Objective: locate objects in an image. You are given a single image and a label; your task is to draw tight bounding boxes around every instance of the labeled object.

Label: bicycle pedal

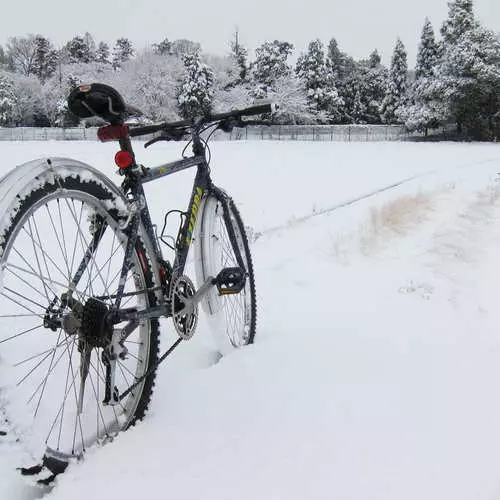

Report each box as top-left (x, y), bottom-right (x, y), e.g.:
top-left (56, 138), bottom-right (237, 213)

top-left (214, 267), bottom-right (246, 295)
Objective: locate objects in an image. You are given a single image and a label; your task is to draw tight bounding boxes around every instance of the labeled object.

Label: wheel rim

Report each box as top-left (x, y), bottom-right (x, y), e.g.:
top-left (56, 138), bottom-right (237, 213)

top-left (0, 189), bottom-right (151, 461)
top-left (203, 199), bottom-right (253, 349)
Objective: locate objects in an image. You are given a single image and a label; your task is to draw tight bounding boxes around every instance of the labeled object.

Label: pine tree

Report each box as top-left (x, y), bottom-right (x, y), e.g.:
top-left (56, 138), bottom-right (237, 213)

top-left (326, 37), bottom-right (356, 81)
top-left (230, 30), bottom-right (248, 83)
top-left (33, 35), bottom-right (58, 82)
top-left (153, 38), bottom-right (172, 56)
top-left (398, 19), bottom-right (442, 134)
top-left (436, 25), bottom-right (500, 139)
top-left (416, 18), bottom-right (439, 79)
top-left (65, 36), bottom-right (92, 64)
top-left (295, 39), bottom-right (343, 122)
top-left (368, 49), bottom-right (381, 68)
top-left (0, 74), bottom-right (17, 125)
top-left (112, 38), bottom-right (134, 69)
top-left (381, 38), bottom-right (408, 123)
top-left (441, 0), bottom-right (477, 45)
top-left (177, 50), bottom-right (214, 119)
top-left (251, 40), bottom-right (294, 97)
top-left (0, 46), bottom-right (8, 68)
top-left (96, 42), bottom-right (110, 64)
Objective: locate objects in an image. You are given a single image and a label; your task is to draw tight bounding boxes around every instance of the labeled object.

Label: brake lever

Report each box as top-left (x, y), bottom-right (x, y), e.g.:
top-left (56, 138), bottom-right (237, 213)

top-left (144, 134), bottom-right (170, 148)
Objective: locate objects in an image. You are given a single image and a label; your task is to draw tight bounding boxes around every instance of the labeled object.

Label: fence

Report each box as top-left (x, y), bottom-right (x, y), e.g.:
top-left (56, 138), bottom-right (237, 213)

top-left (0, 124), bottom-right (419, 142)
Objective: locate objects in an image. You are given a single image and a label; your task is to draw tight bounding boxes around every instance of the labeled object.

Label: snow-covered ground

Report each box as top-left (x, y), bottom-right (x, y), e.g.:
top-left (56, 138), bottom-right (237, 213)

top-left (1, 139), bottom-right (500, 500)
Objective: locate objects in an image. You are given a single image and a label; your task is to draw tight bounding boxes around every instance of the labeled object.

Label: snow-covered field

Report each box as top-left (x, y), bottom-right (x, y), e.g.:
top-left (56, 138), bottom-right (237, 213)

top-left (1, 139), bottom-right (500, 500)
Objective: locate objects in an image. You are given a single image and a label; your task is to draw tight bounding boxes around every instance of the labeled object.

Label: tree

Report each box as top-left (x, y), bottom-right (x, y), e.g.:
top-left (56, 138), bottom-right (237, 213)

top-left (6, 35), bottom-right (38, 75)
top-left (177, 50), bottom-right (215, 119)
top-left (153, 38), bottom-right (172, 56)
top-left (65, 36), bottom-right (93, 64)
top-left (110, 50), bottom-right (183, 121)
top-left (0, 46), bottom-right (8, 68)
top-left (381, 38), bottom-right (408, 123)
top-left (368, 49), bottom-right (382, 68)
top-left (112, 38), bottom-right (134, 68)
top-left (33, 35), bottom-right (58, 82)
top-left (327, 37), bottom-right (357, 81)
top-left (0, 73), bottom-right (17, 125)
top-left (416, 18), bottom-right (439, 79)
top-left (344, 64), bottom-right (388, 124)
top-left (251, 40), bottom-right (294, 97)
top-left (435, 26), bottom-right (500, 139)
top-left (296, 39), bottom-right (343, 122)
top-left (95, 42), bottom-right (110, 64)
top-left (441, 0), bottom-right (477, 45)
top-left (170, 39), bottom-right (201, 57)
top-left (229, 30), bottom-right (248, 83)
top-left (398, 19), bottom-right (441, 134)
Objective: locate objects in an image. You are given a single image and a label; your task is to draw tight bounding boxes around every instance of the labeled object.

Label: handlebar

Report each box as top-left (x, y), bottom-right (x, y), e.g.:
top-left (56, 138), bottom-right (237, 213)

top-left (127, 102), bottom-right (278, 140)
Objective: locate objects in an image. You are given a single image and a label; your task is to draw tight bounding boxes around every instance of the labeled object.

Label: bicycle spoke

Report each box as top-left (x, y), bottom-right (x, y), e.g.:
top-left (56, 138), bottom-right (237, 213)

top-left (0, 324), bottom-right (44, 344)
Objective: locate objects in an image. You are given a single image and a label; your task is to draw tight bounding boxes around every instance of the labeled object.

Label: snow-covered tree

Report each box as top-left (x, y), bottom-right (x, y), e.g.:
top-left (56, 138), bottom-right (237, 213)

top-left (296, 39), bottom-right (343, 122)
top-left (398, 19), bottom-right (441, 134)
top-left (177, 50), bottom-right (215, 119)
top-left (340, 62), bottom-right (388, 124)
top-left (229, 31), bottom-right (248, 84)
top-left (65, 36), bottom-right (93, 64)
top-left (170, 39), bottom-right (201, 57)
top-left (326, 37), bottom-right (356, 81)
top-left (381, 38), bottom-right (408, 123)
top-left (435, 25), bottom-right (500, 139)
top-left (112, 38), bottom-right (134, 69)
top-left (109, 50), bottom-right (183, 121)
top-left (416, 18), bottom-right (439, 79)
top-left (251, 40), bottom-right (294, 97)
top-left (368, 49), bottom-right (381, 69)
top-left (441, 0), bottom-right (477, 45)
top-left (6, 35), bottom-right (38, 75)
top-left (0, 73), bottom-right (17, 125)
top-left (153, 38), bottom-right (172, 56)
top-left (266, 74), bottom-right (314, 124)
top-left (33, 35), bottom-right (58, 82)
top-left (95, 42), bottom-right (110, 64)
top-left (0, 46), bottom-right (7, 68)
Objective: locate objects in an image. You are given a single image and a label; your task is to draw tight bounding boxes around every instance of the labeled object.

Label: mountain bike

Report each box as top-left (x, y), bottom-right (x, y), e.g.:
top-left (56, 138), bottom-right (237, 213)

top-left (0, 83), bottom-right (275, 483)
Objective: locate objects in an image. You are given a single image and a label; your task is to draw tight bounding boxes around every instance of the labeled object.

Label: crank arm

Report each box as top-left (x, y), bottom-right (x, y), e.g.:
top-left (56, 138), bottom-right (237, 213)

top-left (178, 276), bottom-right (215, 313)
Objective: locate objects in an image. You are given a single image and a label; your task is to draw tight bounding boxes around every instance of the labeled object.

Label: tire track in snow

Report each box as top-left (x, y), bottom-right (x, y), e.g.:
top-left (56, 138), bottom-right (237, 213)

top-left (253, 157), bottom-right (500, 241)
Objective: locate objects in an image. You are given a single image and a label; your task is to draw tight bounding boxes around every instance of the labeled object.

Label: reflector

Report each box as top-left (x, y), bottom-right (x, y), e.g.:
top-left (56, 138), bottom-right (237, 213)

top-left (115, 151), bottom-right (134, 168)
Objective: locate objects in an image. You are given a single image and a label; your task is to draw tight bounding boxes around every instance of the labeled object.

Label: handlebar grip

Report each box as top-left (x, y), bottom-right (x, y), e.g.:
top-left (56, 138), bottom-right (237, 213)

top-left (239, 102), bottom-right (278, 117)
top-left (128, 123), bottom-right (166, 137)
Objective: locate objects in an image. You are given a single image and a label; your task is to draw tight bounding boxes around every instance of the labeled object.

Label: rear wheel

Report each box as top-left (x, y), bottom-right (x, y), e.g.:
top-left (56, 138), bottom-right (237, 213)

top-left (0, 173), bottom-right (159, 469)
top-left (196, 193), bottom-right (256, 354)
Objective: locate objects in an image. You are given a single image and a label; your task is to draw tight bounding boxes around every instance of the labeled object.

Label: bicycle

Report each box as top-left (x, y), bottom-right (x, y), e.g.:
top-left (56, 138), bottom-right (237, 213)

top-left (0, 83), bottom-right (275, 483)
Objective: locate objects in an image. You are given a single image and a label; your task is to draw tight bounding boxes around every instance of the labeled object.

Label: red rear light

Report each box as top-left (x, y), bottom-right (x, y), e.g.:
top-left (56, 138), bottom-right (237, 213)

top-left (97, 124), bottom-right (129, 142)
top-left (115, 151), bottom-right (134, 168)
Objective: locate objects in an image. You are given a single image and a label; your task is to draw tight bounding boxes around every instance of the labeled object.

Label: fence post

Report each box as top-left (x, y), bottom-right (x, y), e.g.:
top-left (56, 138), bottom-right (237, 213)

top-left (348, 126), bottom-right (351, 142)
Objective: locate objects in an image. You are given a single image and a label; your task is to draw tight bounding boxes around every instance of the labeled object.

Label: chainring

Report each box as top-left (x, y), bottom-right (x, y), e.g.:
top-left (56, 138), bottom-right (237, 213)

top-left (171, 275), bottom-right (198, 340)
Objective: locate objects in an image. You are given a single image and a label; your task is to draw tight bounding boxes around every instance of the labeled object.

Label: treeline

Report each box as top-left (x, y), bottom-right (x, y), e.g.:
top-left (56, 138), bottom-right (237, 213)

top-left (0, 0), bottom-right (498, 140)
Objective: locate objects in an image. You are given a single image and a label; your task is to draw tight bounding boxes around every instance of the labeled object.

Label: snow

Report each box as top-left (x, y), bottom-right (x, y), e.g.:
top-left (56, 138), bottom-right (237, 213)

top-left (1, 139), bottom-right (500, 499)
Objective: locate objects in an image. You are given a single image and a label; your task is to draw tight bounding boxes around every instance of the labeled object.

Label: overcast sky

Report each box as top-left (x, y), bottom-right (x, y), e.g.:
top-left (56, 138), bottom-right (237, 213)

top-left (1, 0), bottom-right (499, 67)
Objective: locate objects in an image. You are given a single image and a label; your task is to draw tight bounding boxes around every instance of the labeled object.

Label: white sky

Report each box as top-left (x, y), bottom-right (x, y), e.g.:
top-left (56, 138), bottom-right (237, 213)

top-left (1, 0), bottom-right (499, 67)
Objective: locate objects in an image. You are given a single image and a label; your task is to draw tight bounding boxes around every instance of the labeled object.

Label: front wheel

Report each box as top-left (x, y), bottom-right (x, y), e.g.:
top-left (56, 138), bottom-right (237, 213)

top-left (195, 193), bottom-right (256, 354)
